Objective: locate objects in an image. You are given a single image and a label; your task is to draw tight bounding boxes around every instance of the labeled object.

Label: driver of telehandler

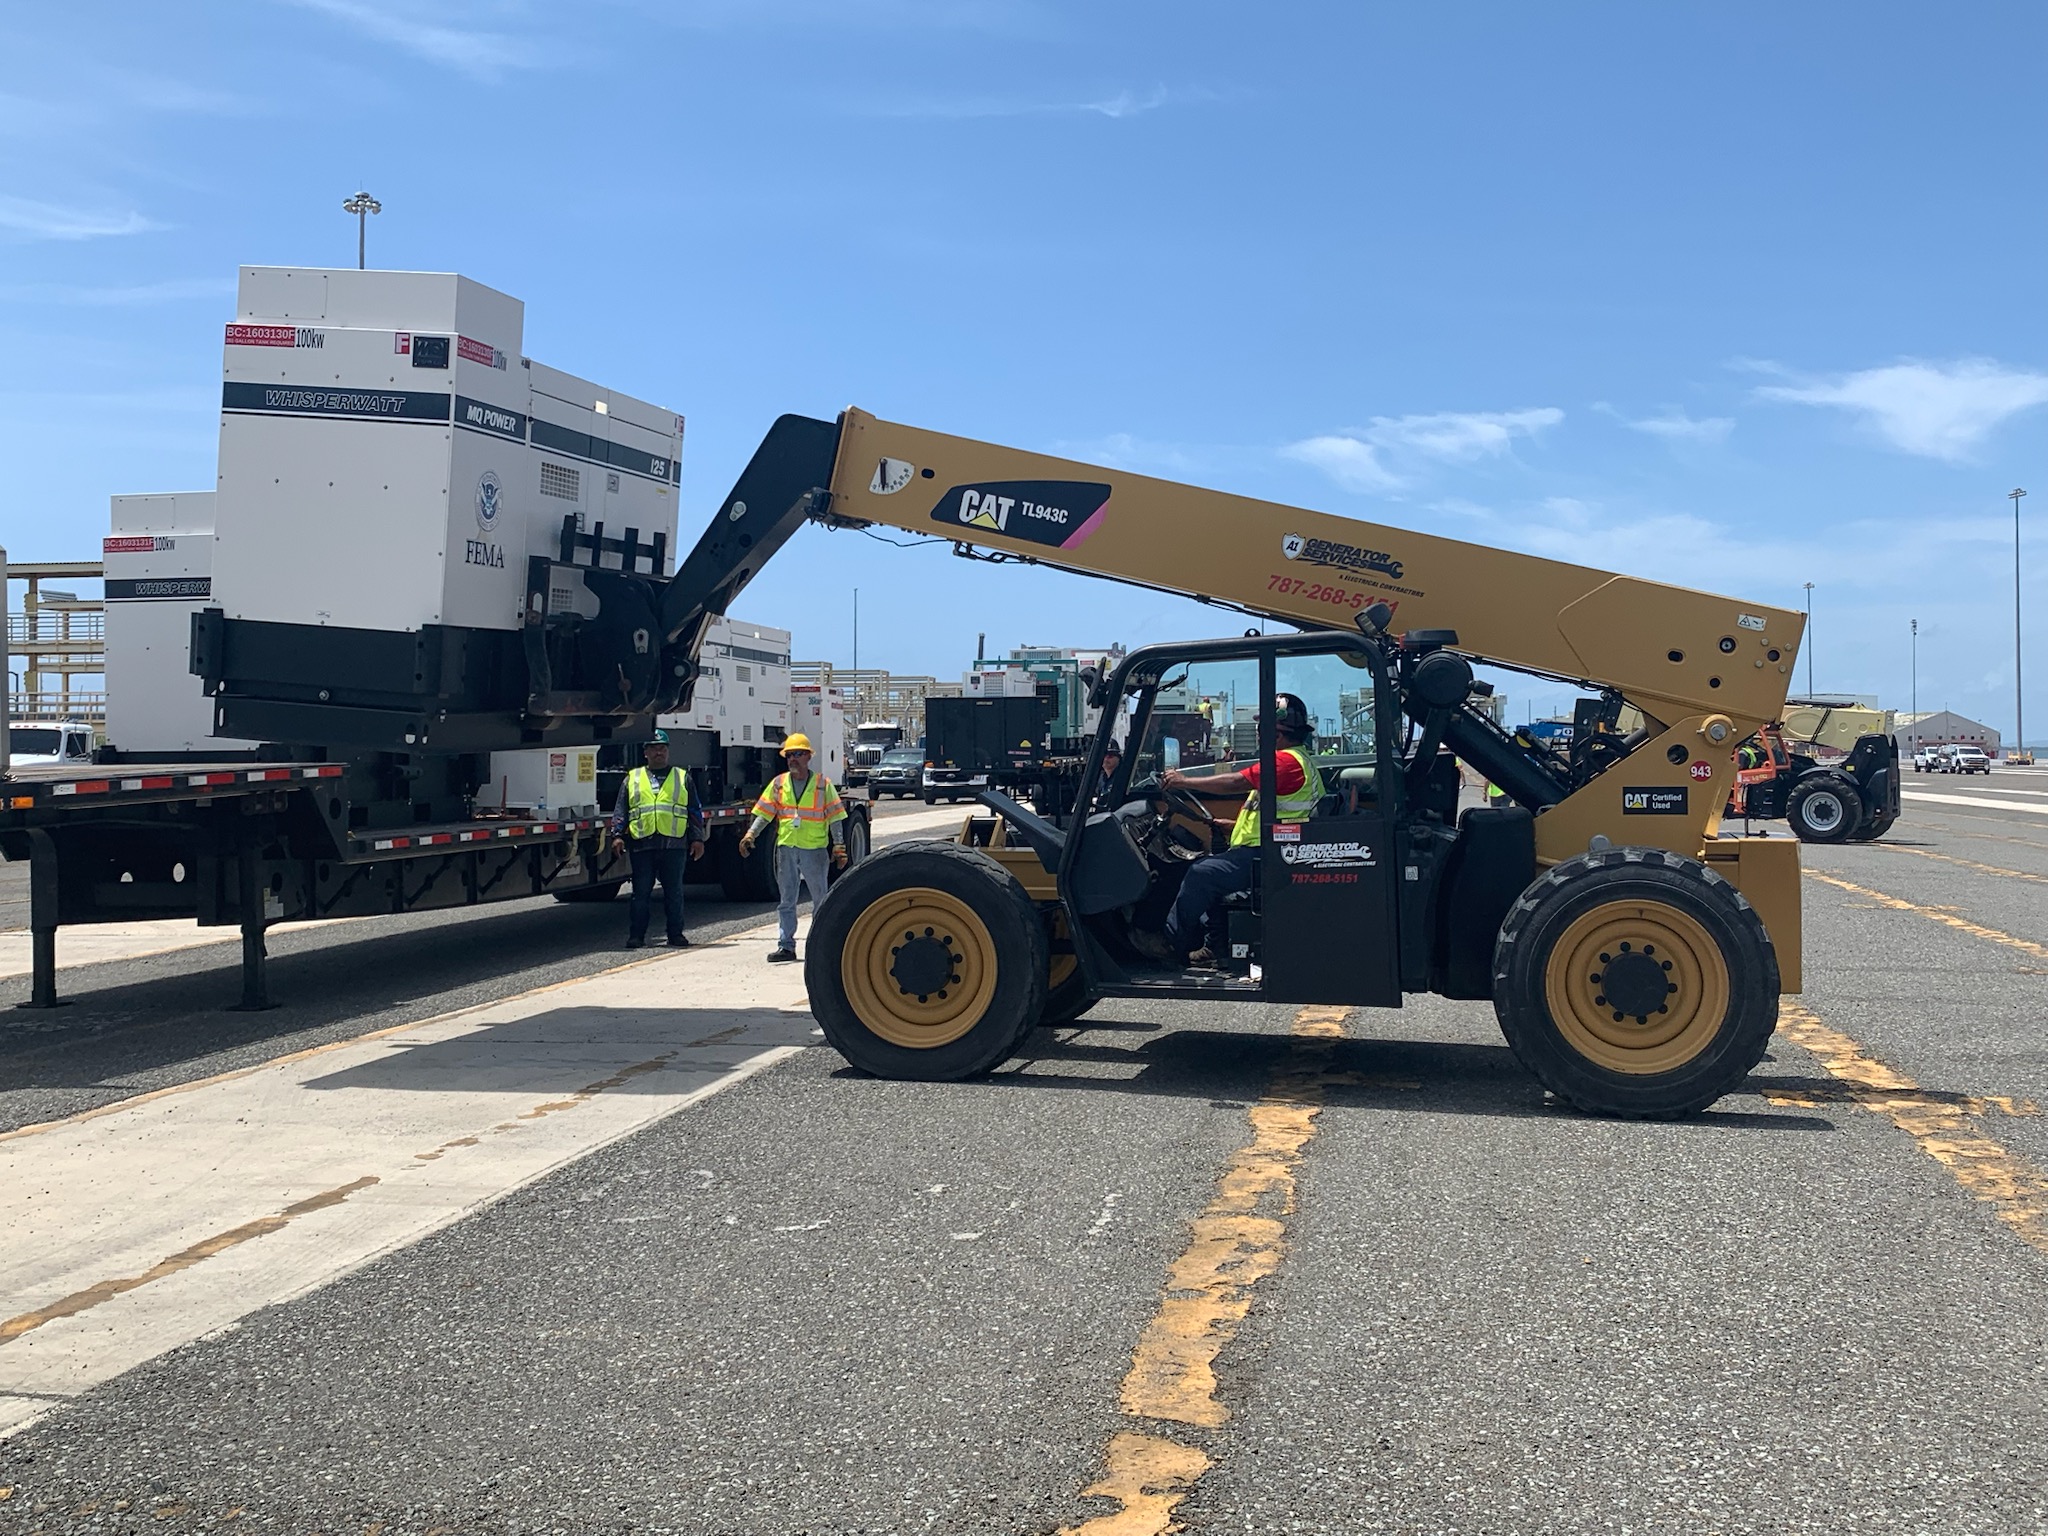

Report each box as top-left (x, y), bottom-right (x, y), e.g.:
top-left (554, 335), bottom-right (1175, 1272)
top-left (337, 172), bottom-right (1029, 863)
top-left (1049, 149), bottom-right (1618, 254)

top-left (1147, 693), bottom-right (1323, 968)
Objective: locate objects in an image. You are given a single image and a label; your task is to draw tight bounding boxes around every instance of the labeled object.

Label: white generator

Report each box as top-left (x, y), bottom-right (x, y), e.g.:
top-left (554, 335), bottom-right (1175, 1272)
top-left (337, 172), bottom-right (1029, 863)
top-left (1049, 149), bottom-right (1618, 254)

top-left (194, 266), bottom-right (689, 751)
top-left (212, 266), bottom-right (682, 635)
top-left (474, 744), bottom-right (601, 817)
top-left (661, 615), bottom-right (792, 746)
top-left (963, 667), bottom-right (1040, 699)
top-left (103, 492), bottom-right (258, 754)
top-left (789, 686), bottom-right (850, 781)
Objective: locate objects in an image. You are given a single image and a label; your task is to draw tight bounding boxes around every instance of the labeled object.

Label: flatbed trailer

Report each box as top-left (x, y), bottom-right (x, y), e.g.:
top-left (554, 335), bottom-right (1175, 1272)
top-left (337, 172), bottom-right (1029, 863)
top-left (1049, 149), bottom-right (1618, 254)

top-left (0, 752), bottom-right (869, 1011)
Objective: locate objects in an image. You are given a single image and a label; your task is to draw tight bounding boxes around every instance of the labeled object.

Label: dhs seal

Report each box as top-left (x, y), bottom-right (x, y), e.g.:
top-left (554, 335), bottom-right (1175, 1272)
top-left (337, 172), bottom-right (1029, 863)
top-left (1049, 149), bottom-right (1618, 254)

top-left (476, 470), bottom-right (503, 534)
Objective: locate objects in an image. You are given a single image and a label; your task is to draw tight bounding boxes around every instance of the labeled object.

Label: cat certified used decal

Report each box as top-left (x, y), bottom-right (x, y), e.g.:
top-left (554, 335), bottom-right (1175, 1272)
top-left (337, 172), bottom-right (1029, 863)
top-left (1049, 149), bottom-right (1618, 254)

top-left (1622, 787), bottom-right (1688, 815)
top-left (929, 480), bottom-right (1111, 551)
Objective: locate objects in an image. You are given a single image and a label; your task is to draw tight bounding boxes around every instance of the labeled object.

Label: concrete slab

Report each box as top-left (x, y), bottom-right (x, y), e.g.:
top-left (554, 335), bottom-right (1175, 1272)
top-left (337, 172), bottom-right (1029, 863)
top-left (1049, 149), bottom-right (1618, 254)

top-left (0, 916), bottom-right (815, 1435)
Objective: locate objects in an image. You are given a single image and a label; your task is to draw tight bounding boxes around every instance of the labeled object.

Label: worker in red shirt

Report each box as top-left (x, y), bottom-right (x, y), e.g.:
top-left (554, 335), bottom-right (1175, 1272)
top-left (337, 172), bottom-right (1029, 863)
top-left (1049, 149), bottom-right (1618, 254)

top-left (1151, 694), bottom-right (1323, 967)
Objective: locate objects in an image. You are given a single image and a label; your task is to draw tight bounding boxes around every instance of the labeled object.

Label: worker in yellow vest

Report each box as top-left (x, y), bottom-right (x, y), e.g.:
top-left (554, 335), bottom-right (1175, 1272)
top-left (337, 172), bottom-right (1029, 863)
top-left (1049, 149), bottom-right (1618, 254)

top-left (607, 730), bottom-right (705, 950)
top-left (739, 732), bottom-right (849, 963)
top-left (1151, 694), bottom-right (1323, 968)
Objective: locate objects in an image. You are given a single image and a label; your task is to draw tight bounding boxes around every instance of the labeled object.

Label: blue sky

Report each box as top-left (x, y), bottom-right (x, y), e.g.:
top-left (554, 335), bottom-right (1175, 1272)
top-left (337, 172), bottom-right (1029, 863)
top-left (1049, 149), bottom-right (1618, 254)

top-left (3, 1), bottom-right (2043, 734)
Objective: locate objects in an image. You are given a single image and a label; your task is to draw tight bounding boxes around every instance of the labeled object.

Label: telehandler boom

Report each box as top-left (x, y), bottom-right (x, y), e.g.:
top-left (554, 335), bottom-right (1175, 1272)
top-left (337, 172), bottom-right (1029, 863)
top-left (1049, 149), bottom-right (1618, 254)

top-left (599, 408), bottom-right (1808, 1117)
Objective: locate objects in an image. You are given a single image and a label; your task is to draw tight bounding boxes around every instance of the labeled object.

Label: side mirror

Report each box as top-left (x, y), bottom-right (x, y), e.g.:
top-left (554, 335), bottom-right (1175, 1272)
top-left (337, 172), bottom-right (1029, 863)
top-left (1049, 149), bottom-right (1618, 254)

top-left (1163, 738), bottom-right (1181, 770)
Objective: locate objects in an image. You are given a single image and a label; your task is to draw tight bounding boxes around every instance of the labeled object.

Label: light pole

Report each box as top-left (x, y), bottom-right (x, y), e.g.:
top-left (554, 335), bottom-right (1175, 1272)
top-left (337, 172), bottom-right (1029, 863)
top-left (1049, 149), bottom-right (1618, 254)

top-left (2012, 487), bottom-right (2027, 761)
top-left (1802, 582), bottom-right (1814, 697)
top-left (341, 190), bottom-right (381, 269)
top-left (850, 587), bottom-right (859, 724)
top-left (1910, 618), bottom-right (1918, 735)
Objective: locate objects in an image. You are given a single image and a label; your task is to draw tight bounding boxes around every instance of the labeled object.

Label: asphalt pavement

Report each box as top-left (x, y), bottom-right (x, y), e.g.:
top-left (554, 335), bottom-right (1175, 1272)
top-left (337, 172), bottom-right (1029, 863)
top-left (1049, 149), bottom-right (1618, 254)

top-left (3, 781), bottom-right (2048, 1533)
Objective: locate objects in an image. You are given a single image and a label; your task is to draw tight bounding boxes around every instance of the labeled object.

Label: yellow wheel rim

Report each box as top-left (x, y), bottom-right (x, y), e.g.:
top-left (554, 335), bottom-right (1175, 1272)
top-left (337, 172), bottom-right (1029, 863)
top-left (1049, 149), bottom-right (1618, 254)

top-left (1543, 900), bottom-right (1731, 1076)
top-left (840, 886), bottom-right (999, 1050)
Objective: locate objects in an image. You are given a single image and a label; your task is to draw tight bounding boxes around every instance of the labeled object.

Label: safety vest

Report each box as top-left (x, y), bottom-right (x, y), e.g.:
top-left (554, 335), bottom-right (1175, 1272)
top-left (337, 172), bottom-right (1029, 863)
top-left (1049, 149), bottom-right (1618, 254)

top-left (753, 771), bottom-right (845, 849)
top-left (1229, 745), bottom-right (1325, 848)
top-left (626, 766), bottom-right (689, 841)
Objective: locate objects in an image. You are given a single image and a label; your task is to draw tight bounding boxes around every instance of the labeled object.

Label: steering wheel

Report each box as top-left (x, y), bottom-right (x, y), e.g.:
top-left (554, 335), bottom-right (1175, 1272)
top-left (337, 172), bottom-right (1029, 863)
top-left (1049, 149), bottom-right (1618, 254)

top-left (1135, 775), bottom-right (1222, 853)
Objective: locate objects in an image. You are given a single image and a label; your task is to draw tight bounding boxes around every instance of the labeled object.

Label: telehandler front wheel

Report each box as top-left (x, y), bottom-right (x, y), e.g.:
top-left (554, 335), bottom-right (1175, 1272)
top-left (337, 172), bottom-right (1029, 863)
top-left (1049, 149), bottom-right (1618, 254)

top-left (1492, 847), bottom-right (1779, 1119)
top-left (805, 841), bottom-right (1048, 1080)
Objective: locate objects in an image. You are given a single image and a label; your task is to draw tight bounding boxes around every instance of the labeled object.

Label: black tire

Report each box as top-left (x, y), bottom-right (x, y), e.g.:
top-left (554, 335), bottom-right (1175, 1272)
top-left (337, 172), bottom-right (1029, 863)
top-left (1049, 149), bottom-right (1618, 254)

top-left (829, 813), bottom-right (871, 887)
top-left (552, 880), bottom-right (625, 904)
top-left (805, 840), bottom-right (1048, 1080)
top-left (1852, 809), bottom-right (1899, 841)
top-left (1040, 962), bottom-right (1095, 1027)
top-left (1492, 846), bottom-right (1779, 1119)
top-left (1037, 907), bottom-right (1096, 1028)
top-left (1786, 773), bottom-right (1861, 843)
top-left (718, 829), bottom-right (778, 902)
top-left (923, 791), bottom-right (937, 806)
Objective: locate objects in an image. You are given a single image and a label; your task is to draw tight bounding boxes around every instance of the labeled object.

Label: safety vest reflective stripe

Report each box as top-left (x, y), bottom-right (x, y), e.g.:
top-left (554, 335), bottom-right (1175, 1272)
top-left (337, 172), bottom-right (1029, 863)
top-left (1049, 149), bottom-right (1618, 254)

top-left (1229, 746), bottom-right (1325, 849)
top-left (626, 766), bottom-right (689, 841)
top-left (751, 773), bottom-right (846, 848)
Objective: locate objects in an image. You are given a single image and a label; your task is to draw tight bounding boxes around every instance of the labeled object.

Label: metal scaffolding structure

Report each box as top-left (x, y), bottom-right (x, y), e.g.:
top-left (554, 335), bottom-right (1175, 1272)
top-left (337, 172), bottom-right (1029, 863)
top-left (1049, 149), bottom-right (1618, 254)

top-left (5, 559), bottom-right (105, 725)
top-left (790, 664), bottom-right (961, 741)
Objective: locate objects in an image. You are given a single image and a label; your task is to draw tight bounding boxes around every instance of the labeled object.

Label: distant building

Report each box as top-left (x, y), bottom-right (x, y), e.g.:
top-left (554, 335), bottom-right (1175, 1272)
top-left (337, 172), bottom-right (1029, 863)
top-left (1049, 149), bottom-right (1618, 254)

top-left (1895, 711), bottom-right (2000, 754)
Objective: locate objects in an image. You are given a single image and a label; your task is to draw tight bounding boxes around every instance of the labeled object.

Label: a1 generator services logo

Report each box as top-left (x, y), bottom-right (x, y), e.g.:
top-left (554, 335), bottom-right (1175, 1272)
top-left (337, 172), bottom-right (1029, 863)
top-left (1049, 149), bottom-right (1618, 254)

top-left (476, 469), bottom-right (503, 534)
top-left (1282, 532), bottom-right (1404, 581)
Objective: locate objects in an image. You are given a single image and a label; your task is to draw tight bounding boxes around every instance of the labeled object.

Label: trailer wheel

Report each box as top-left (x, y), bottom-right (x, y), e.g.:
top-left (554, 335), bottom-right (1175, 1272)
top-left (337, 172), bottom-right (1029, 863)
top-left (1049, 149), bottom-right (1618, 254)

top-left (806, 841), bottom-right (1047, 1080)
top-left (1786, 773), bottom-right (1860, 843)
top-left (718, 828), bottom-right (779, 902)
top-left (553, 880), bottom-right (625, 904)
top-left (829, 814), bottom-right (871, 887)
top-left (1492, 847), bottom-right (1778, 1119)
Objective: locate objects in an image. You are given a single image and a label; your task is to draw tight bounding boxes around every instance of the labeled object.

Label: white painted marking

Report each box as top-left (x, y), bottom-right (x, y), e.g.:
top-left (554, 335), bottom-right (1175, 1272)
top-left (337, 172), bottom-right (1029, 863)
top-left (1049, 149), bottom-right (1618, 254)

top-left (951, 1231), bottom-right (984, 1241)
top-left (0, 918), bottom-right (815, 1435)
top-left (1087, 1190), bottom-right (1124, 1238)
top-left (1902, 790), bottom-right (2048, 817)
top-left (773, 1220), bottom-right (830, 1233)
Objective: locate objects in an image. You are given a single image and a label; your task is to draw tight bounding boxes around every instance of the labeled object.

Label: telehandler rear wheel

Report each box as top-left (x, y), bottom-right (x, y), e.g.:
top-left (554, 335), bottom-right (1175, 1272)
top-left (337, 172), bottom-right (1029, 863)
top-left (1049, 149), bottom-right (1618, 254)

top-left (806, 841), bottom-right (1048, 1080)
top-left (1786, 772), bottom-right (1860, 843)
top-left (1492, 847), bottom-right (1778, 1119)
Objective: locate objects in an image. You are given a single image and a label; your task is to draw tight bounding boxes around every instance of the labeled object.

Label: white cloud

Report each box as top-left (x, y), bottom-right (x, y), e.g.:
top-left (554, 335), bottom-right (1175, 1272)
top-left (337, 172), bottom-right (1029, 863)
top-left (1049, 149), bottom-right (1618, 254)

top-left (1282, 407), bottom-right (1562, 494)
top-left (0, 195), bottom-right (160, 241)
top-left (1280, 435), bottom-right (1403, 493)
top-left (1595, 403), bottom-right (1733, 444)
top-left (1753, 358), bottom-right (2048, 461)
top-left (284, 0), bottom-right (544, 78)
top-left (1048, 432), bottom-right (1204, 476)
top-left (873, 84), bottom-right (1177, 120)
top-left (0, 278), bottom-right (233, 305)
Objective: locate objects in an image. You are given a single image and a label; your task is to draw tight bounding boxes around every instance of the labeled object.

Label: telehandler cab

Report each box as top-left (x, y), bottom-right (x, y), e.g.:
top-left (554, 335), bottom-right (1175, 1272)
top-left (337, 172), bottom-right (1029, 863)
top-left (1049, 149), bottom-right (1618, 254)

top-left (609, 409), bottom-right (1808, 1118)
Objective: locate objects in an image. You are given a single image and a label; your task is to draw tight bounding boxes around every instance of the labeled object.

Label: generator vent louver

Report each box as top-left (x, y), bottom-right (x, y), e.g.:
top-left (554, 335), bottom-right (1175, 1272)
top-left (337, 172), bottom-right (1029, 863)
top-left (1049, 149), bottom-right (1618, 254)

top-left (540, 462), bottom-right (581, 501)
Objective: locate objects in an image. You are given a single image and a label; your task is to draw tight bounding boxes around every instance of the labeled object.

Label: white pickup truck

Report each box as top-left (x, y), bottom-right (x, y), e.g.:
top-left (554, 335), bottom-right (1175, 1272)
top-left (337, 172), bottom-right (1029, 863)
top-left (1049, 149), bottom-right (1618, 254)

top-left (5, 721), bottom-right (96, 769)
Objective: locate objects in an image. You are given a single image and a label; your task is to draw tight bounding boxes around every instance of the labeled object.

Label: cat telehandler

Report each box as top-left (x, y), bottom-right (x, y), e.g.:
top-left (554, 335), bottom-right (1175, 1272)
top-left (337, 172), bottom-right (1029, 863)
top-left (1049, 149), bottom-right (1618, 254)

top-left (607, 409), bottom-right (1807, 1118)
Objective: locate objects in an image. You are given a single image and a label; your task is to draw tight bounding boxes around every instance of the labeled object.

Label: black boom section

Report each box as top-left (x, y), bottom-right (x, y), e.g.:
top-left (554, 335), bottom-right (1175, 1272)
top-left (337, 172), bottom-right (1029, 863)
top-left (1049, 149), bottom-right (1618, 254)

top-left (652, 413), bottom-right (842, 718)
top-left (660, 413), bottom-right (843, 649)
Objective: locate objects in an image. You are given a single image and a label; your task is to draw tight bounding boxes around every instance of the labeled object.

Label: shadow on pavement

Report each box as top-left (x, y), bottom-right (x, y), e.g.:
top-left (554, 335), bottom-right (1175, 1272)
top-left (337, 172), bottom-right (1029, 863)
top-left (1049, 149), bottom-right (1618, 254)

top-left (928, 1026), bottom-right (1837, 1130)
top-left (0, 897), bottom-right (776, 1090)
top-left (298, 1004), bottom-right (818, 1094)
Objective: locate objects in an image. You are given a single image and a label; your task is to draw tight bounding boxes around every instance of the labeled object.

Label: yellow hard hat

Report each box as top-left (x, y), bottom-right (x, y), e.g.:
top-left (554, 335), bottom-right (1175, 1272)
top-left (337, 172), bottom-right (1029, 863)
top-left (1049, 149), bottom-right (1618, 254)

top-left (781, 733), bottom-right (815, 755)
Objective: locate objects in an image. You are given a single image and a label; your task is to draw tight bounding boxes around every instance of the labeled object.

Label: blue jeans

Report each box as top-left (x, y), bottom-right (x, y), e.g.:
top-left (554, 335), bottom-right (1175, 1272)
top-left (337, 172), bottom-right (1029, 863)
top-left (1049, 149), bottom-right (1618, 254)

top-left (1165, 845), bottom-right (1256, 959)
top-left (776, 843), bottom-right (832, 950)
top-left (628, 843), bottom-right (687, 944)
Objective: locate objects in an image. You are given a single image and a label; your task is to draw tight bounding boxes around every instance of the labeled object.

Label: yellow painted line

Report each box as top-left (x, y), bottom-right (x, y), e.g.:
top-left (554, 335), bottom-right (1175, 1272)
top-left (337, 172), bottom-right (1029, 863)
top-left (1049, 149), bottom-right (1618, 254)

top-left (1774, 1004), bottom-right (2048, 1256)
top-left (1805, 869), bottom-right (2048, 961)
top-left (0, 1176), bottom-right (380, 1345)
top-left (1060, 1004), bottom-right (1352, 1536)
top-left (1868, 842), bottom-right (2048, 884)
